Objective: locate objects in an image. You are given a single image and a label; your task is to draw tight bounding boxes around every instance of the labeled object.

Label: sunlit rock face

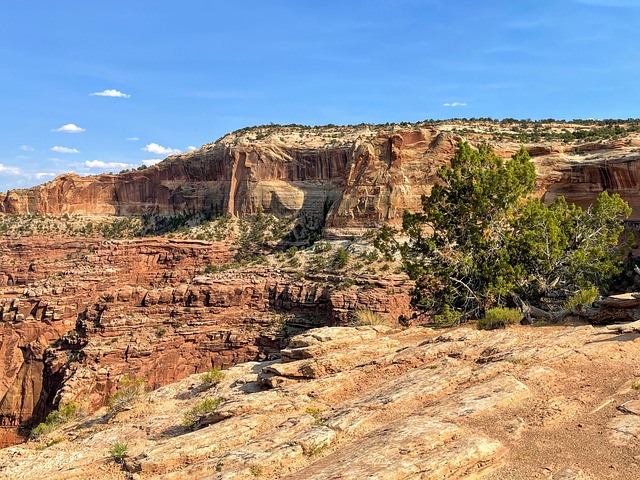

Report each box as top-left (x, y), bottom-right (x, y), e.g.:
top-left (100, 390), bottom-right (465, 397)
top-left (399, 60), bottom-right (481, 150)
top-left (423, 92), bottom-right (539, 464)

top-left (4, 123), bottom-right (640, 227)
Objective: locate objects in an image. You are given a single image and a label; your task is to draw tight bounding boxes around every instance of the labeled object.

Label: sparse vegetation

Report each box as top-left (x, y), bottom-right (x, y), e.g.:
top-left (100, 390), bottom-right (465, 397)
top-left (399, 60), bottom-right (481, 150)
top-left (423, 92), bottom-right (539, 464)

top-left (332, 247), bottom-right (349, 269)
top-left (305, 407), bottom-right (328, 426)
top-left (30, 401), bottom-right (81, 440)
top-left (306, 441), bottom-right (328, 457)
top-left (563, 287), bottom-right (599, 311)
top-left (477, 307), bottom-right (523, 330)
top-left (109, 441), bottom-right (128, 463)
top-left (201, 367), bottom-right (225, 387)
top-left (108, 375), bottom-right (147, 414)
top-left (354, 307), bottom-right (387, 326)
top-left (249, 465), bottom-right (264, 477)
top-left (183, 397), bottom-right (224, 430)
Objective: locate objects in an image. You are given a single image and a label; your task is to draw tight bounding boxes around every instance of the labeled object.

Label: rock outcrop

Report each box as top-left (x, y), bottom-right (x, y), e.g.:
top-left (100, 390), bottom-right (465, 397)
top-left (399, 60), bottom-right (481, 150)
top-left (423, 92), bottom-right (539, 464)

top-left (5, 123), bottom-right (640, 235)
top-left (0, 237), bottom-right (232, 447)
top-left (2, 323), bottom-right (640, 479)
top-left (0, 237), bottom-right (412, 447)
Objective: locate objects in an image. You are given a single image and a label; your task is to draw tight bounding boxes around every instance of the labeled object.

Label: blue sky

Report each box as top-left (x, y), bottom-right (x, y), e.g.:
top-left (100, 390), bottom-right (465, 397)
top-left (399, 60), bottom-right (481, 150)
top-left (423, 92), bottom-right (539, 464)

top-left (1, 0), bottom-right (639, 191)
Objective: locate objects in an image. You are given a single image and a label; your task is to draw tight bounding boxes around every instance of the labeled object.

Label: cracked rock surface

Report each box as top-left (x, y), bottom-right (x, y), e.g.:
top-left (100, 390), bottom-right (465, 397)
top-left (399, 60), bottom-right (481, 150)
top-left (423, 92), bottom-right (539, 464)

top-left (2, 323), bottom-right (640, 479)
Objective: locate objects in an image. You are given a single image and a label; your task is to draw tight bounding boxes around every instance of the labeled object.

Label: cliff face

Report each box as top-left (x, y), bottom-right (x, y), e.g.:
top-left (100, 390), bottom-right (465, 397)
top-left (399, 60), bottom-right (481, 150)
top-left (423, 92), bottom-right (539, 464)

top-left (0, 238), bottom-right (233, 447)
top-left (0, 236), bottom-right (412, 447)
top-left (4, 124), bottom-right (640, 228)
top-left (0, 128), bottom-right (444, 241)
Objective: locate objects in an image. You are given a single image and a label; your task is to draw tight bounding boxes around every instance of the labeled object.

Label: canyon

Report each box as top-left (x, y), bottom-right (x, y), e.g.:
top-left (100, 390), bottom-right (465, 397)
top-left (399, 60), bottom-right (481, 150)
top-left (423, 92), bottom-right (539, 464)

top-left (0, 235), bottom-right (412, 448)
top-left (1, 119), bottom-right (640, 477)
top-left (3, 121), bottom-right (640, 234)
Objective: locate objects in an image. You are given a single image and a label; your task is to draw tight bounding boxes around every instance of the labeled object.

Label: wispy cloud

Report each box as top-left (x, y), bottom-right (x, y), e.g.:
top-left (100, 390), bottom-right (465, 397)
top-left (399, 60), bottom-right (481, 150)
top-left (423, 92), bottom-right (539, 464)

top-left (85, 160), bottom-right (135, 169)
top-left (126, 137), bottom-right (140, 141)
top-left (35, 172), bottom-right (57, 180)
top-left (52, 123), bottom-right (85, 133)
top-left (142, 143), bottom-right (181, 155)
top-left (187, 146), bottom-right (197, 151)
top-left (51, 146), bottom-right (80, 154)
top-left (443, 102), bottom-right (467, 107)
top-left (141, 158), bottom-right (162, 167)
top-left (0, 164), bottom-right (21, 175)
top-left (90, 89), bottom-right (131, 98)
top-left (19, 145), bottom-right (34, 152)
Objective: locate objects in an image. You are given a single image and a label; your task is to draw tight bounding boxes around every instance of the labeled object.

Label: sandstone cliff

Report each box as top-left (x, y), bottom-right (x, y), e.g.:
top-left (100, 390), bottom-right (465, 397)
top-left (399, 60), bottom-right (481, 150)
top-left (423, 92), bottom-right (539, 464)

top-left (4, 122), bottom-right (640, 234)
top-left (0, 236), bottom-right (412, 447)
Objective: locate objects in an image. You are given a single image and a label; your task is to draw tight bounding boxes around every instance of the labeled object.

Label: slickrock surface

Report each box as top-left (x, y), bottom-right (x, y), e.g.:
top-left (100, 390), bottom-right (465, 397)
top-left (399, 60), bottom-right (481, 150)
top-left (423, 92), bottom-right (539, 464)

top-left (2, 323), bottom-right (640, 479)
top-left (4, 122), bottom-right (640, 231)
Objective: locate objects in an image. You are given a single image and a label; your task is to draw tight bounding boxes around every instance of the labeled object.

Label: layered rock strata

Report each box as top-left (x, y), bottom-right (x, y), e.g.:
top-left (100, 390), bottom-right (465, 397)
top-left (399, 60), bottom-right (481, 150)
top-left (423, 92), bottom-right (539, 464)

top-left (0, 237), bottom-right (412, 447)
top-left (0, 237), bottom-right (232, 447)
top-left (3, 124), bottom-right (640, 232)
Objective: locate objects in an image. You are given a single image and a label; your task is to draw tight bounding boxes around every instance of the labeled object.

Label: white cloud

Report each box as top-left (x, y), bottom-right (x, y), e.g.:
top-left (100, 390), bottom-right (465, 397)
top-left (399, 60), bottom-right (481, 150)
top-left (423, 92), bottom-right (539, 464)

top-left (85, 160), bottom-right (135, 169)
top-left (51, 146), bottom-right (80, 154)
top-left (52, 123), bottom-right (85, 133)
top-left (141, 158), bottom-right (162, 167)
top-left (90, 89), bottom-right (131, 98)
top-left (19, 145), bottom-right (34, 152)
top-left (126, 137), bottom-right (140, 141)
top-left (443, 102), bottom-right (467, 107)
top-left (35, 172), bottom-right (57, 180)
top-left (0, 164), bottom-right (21, 175)
top-left (187, 146), bottom-right (197, 151)
top-left (142, 143), bottom-right (181, 155)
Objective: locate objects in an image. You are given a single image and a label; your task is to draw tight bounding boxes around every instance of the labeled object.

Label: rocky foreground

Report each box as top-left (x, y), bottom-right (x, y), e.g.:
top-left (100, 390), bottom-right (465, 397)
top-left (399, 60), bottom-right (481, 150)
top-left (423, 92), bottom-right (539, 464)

top-left (2, 322), bottom-right (640, 480)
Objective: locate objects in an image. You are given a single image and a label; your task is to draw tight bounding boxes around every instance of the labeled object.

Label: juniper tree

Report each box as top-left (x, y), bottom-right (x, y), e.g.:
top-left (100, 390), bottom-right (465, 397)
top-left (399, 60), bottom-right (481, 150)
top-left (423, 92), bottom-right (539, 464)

top-left (376, 141), bottom-right (631, 323)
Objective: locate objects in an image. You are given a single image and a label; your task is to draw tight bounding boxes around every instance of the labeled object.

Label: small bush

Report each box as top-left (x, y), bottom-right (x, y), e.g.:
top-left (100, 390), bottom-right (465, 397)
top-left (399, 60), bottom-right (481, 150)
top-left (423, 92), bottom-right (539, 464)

top-left (354, 308), bottom-right (387, 326)
top-left (201, 367), bottom-right (225, 387)
top-left (108, 375), bottom-right (147, 413)
top-left (109, 441), bottom-right (128, 463)
top-left (30, 401), bottom-right (80, 440)
top-left (183, 397), bottom-right (224, 429)
top-left (477, 307), bottom-right (522, 330)
top-left (332, 247), bottom-right (349, 269)
top-left (563, 287), bottom-right (598, 311)
top-left (433, 305), bottom-right (461, 326)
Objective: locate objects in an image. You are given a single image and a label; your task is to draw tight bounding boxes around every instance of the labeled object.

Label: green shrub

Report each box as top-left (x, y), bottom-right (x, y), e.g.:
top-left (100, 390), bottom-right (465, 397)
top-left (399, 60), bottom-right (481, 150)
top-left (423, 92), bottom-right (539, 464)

top-left (183, 397), bottom-right (224, 429)
top-left (109, 441), bottom-right (128, 463)
top-left (375, 142), bottom-right (631, 323)
top-left (332, 247), bottom-right (349, 269)
top-left (108, 375), bottom-right (147, 413)
top-left (563, 287), bottom-right (598, 311)
top-left (250, 465), bottom-right (264, 477)
top-left (201, 367), bottom-right (225, 387)
top-left (30, 401), bottom-right (80, 440)
top-left (477, 307), bottom-right (522, 330)
top-left (433, 304), bottom-right (462, 326)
